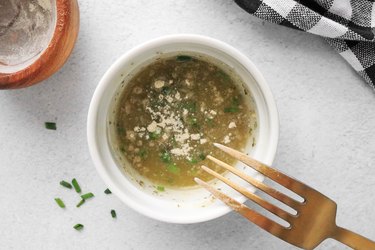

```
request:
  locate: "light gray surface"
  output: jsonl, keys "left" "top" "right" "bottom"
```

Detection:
{"left": 0, "top": 1, "right": 374, "bottom": 249}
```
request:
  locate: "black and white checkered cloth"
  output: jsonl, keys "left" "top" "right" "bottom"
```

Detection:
{"left": 235, "top": 0, "right": 375, "bottom": 90}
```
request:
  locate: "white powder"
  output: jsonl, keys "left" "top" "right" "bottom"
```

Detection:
{"left": 200, "top": 139, "right": 207, "bottom": 144}
{"left": 175, "top": 92, "right": 181, "bottom": 100}
{"left": 223, "top": 135, "right": 231, "bottom": 144}
{"left": 147, "top": 121, "right": 158, "bottom": 132}
{"left": 171, "top": 144, "right": 193, "bottom": 157}
{"left": 190, "top": 134, "right": 200, "bottom": 140}
{"left": 154, "top": 80, "right": 165, "bottom": 89}
{"left": 165, "top": 95, "right": 173, "bottom": 103}
{"left": 228, "top": 122, "right": 236, "bottom": 129}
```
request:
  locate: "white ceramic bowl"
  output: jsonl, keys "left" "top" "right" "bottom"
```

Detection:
{"left": 87, "top": 34, "right": 279, "bottom": 224}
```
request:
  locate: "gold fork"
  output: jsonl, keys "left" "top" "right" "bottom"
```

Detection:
{"left": 195, "top": 143, "right": 375, "bottom": 250}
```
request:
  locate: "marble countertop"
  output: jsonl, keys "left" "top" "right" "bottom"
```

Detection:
{"left": 1, "top": 1, "right": 374, "bottom": 249}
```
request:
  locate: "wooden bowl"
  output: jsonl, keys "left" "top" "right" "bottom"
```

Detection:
{"left": 0, "top": 0, "right": 79, "bottom": 89}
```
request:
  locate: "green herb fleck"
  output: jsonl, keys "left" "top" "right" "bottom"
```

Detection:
{"left": 224, "top": 106, "right": 239, "bottom": 113}
{"left": 60, "top": 180, "right": 72, "bottom": 189}
{"left": 189, "top": 158, "right": 199, "bottom": 164}
{"left": 181, "top": 101, "right": 197, "bottom": 113}
{"left": 138, "top": 148, "right": 148, "bottom": 159}
{"left": 149, "top": 131, "right": 161, "bottom": 140}
{"left": 170, "top": 135, "right": 177, "bottom": 146}
{"left": 160, "top": 150, "right": 172, "bottom": 163}
{"left": 45, "top": 122, "right": 56, "bottom": 130}
{"left": 73, "top": 224, "right": 84, "bottom": 231}
{"left": 161, "top": 86, "right": 172, "bottom": 95}
{"left": 111, "top": 209, "right": 117, "bottom": 218}
{"left": 54, "top": 198, "right": 65, "bottom": 208}
{"left": 156, "top": 186, "right": 165, "bottom": 192}
{"left": 81, "top": 192, "right": 94, "bottom": 200}
{"left": 205, "top": 117, "right": 215, "bottom": 127}
{"left": 216, "top": 70, "right": 231, "bottom": 83}
{"left": 188, "top": 153, "right": 206, "bottom": 164}
{"left": 104, "top": 188, "right": 112, "bottom": 194}
{"left": 76, "top": 199, "right": 85, "bottom": 208}
{"left": 198, "top": 153, "right": 206, "bottom": 160}
{"left": 232, "top": 96, "right": 241, "bottom": 106}
{"left": 167, "top": 163, "right": 180, "bottom": 174}
{"left": 176, "top": 55, "right": 192, "bottom": 62}
{"left": 72, "top": 178, "right": 81, "bottom": 193}
{"left": 224, "top": 96, "right": 242, "bottom": 113}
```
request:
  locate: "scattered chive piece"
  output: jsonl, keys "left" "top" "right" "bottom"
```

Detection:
{"left": 161, "top": 86, "right": 172, "bottom": 95}
{"left": 156, "top": 186, "right": 165, "bottom": 192}
{"left": 81, "top": 192, "right": 94, "bottom": 200}
{"left": 76, "top": 199, "right": 85, "bottom": 208}
{"left": 176, "top": 55, "right": 192, "bottom": 62}
{"left": 111, "top": 209, "right": 117, "bottom": 218}
{"left": 138, "top": 148, "right": 148, "bottom": 159}
{"left": 45, "top": 122, "right": 57, "bottom": 130}
{"left": 60, "top": 180, "right": 72, "bottom": 189}
{"left": 160, "top": 150, "right": 172, "bottom": 163}
{"left": 72, "top": 178, "right": 81, "bottom": 193}
{"left": 54, "top": 198, "right": 65, "bottom": 208}
{"left": 73, "top": 224, "right": 84, "bottom": 231}
{"left": 167, "top": 163, "right": 180, "bottom": 174}
{"left": 104, "top": 188, "right": 112, "bottom": 194}
{"left": 198, "top": 153, "right": 206, "bottom": 160}
{"left": 149, "top": 131, "right": 161, "bottom": 140}
{"left": 224, "top": 106, "right": 239, "bottom": 113}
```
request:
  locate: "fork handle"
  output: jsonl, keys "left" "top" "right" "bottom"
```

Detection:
{"left": 332, "top": 226, "right": 375, "bottom": 250}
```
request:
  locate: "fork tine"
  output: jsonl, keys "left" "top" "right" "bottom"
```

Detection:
{"left": 195, "top": 177, "right": 288, "bottom": 236}
{"left": 201, "top": 165, "right": 294, "bottom": 222}
{"left": 214, "top": 143, "right": 310, "bottom": 195}
{"left": 207, "top": 155, "right": 301, "bottom": 208}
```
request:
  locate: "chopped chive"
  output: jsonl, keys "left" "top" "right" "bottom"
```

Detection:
{"left": 231, "top": 96, "right": 241, "bottom": 106}
{"left": 188, "top": 117, "right": 200, "bottom": 128}
{"left": 54, "top": 198, "right": 65, "bottom": 208}
{"left": 138, "top": 149, "right": 148, "bottom": 159}
{"left": 156, "top": 186, "right": 165, "bottom": 192}
{"left": 180, "top": 101, "right": 197, "bottom": 112}
{"left": 73, "top": 224, "right": 84, "bottom": 231}
{"left": 149, "top": 131, "right": 161, "bottom": 140}
{"left": 76, "top": 199, "right": 85, "bottom": 208}
{"left": 161, "top": 86, "right": 172, "bottom": 95}
{"left": 45, "top": 122, "right": 56, "bottom": 130}
{"left": 224, "top": 106, "right": 239, "bottom": 113}
{"left": 160, "top": 150, "right": 172, "bottom": 163}
{"left": 176, "top": 55, "right": 192, "bottom": 62}
{"left": 167, "top": 163, "right": 180, "bottom": 174}
{"left": 188, "top": 158, "right": 198, "bottom": 164}
{"left": 72, "top": 178, "right": 81, "bottom": 193}
{"left": 111, "top": 209, "right": 117, "bottom": 218}
{"left": 104, "top": 188, "right": 112, "bottom": 194}
{"left": 60, "top": 180, "right": 72, "bottom": 189}
{"left": 198, "top": 153, "right": 206, "bottom": 160}
{"left": 81, "top": 192, "right": 94, "bottom": 200}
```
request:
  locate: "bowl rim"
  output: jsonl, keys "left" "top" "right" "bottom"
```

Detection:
{"left": 87, "top": 34, "right": 279, "bottom": 224}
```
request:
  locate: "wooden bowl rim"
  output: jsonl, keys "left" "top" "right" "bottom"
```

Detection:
{"left": 0, "top": 0, "right": 76, "bottom": 84}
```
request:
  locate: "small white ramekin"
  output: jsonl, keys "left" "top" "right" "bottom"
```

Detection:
{"left": 87, "top": 34, "right": 279, "bottom": 224}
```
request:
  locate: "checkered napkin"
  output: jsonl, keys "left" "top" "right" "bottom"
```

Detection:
{"left": 235, "top": 0, "right": 375, "bottom": 90}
